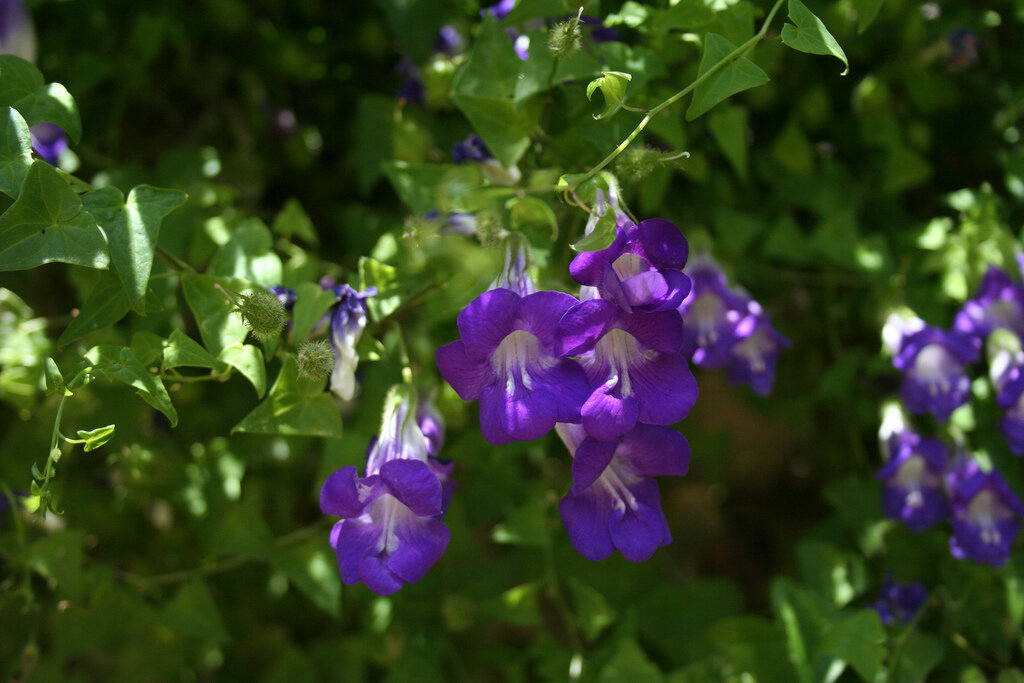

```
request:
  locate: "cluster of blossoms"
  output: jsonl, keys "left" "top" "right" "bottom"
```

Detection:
{"left": 320, "top": 386, "right": 453, "bottom": 595}
{"left": 878, "top": 266, "right": 1024, "bottom": 566}
{"left": 872, "top": 575, "right": 928, "bottom": 626}
{"left": 679, "top": 252, "right": 789, "bottom": 395}
{"left": 436, "top": 195, "right": 709, "bottom": 562}
{"left": 0, "top": 0, "right": 70, "bottom": 164}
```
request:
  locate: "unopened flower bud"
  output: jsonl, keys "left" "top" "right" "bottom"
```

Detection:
{"left": 296, "top": 339, "right": 334, "bottom": 380}
{"left": 238, "top": 288, "right": 288, "bottom": 342}
{"left": 548, "top": 10, "right": 583, "bottom": 59}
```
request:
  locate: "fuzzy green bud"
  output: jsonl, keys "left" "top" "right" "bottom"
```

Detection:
{"left": 238, "top": 288, "right": 288, "bottom": 342}
{"left": 615, "top": 145, "right": 689, "bottom": 183}
{"left": 548, "top": 10, "right": 583, "bottom": 59}
{"left": 296, "top": 339, "right": 335, "bottom": 381}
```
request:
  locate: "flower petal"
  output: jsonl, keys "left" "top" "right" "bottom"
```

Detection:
{"left": 436, "top": 340, "right": 491, "bottom": 400}
{"left": 379, "top": 458, "right": 444, "bottom": 517}
{"left": 608, "top": 481, "right": 671, "bottom": 562}
{"left": 569, "top": 229, "right": 626, "bottom": 285}
{"left": 556, "top": 299, "right": 618, "bottom": 356}
{"left": 619, "top": 424, "right": 690, "bottom": 478}
{"left": 571, "top": 436, "right": 618, "bottom": 493}
{"left": 632, "top": 352, "right": 698, "bottom": 425}
{"left": 478, "top": 382, "right": 558, "bottom": 444}
{"left": 559, "top": 489, "right": 615, "bottom": 561}
{"left": 582, "top": 383, "right": 639, "bottom": 441}
{"left": 635, "top": 218, "right": 688, "bottom": 270}
{"left": 320, "top": 466, "right": 381, "bottom": 518}
{"left": 386, "top": 516, "right": 451, "bottom": 584}
{"left": 623, "top": 309, "right": 684, "bottom": 354}
{"left": 457, "top": 288, "right": 520, "bottom": 360}
{"left": 517, "top": 290, "right": 580, "bottom": 348}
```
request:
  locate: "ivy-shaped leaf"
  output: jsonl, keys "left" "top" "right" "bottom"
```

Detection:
{"left": 0, "top": 56, "right": 82, "bottom": 143}
{"left": 181, "top": 274, "right": 249, "bottom": 355}
{"left": 0, "top": 161, "right": 110, "bottom": 271}
{"left": 292, "top": 282, "right": 337, "bottom": 342}
{"left": 163, "top": 329, "right": 220, "bottom": 370}
{"left": 0, "top": 106, "right": 33, "bottom": 198}
{"left": 232, "top": 355, "right": 342, "bottom": 437}
{"left": 780, "top": 0, "right": 849, "bottom": 75}
{"left": 84, "top": 345, "right": 177, "bottom": 426}
{"left": 77, "top": 425, "right": 116, "bottom": 452}
{"left": 218, "top": 343, "right": 266, "bottom": 398}
{"left": 686, "top": 33, "right": 770, "bottom": 121}
{"left": 56, "top": 272, "right": 130, "bottom": 347}
{"left": 586, "top": 71, "right": 632, "bottom": 120}
{"left": 82, "top": 185, "right": 187, "bottom": 314}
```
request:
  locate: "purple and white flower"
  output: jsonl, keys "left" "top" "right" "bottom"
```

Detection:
{"left": 29, "top": 122, "right": 68, "bottom": 166}
{"left": 0, "top": 0, "right": 36, "bottom": 64}
{"left": 998, "top": 370, "right": 1024, "bottom": 455}
{"left": 876, "top": 431, "right": 950, "bottom": 531}
{"left": 417, "top": 392, "right": 445, "bottom": 458}
{"left": 569, "top": 218, "right": 691, "bottom": 314}
{"left": 679, "top": 255, "right": 752, "bottom": 368}
{"left": 557, "top": 298, "right": 697, "bottom": 441}
{"left": 269, "top": 285, "right": 297, "bottom": 313}
{"left": 329, "top": 284, "right": 374, "bottom": 401}
{"left": 489, "top": 242, "right": 536, "bottom": 297}
{"left": 556, "top": 422, "right": 689, "bottom": 562}
{"left": 954, "top": 266, "right": 1024, "bottom": 340}
{"left": 872, "top": 575, "right": 928, "bottom": 625}
{"left": 946, "top": 459, "right": 1024, "bottom": 567}
{"left": 435, "top": 288, "right": 590, "bottom": 444}
{"left": 320, "top": 387, "right": 453, "bottom": 595}
{"left": 892, "top": 325, "right": 979, "bottom": 422}
{"left": 726, "top": 300, "right": 789, "bottom": 396}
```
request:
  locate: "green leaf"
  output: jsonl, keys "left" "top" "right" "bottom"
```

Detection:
{"left": 76, "top": 424, "right": 116, "bottom": 452}
{"left": 0, "top": 106, "right": 33, "bottom": 197}
{"left": 587, "top": 71, "right": 633, "bottom": 120}
{"left": 852, "top": 0, "right": 884, "bottom": 32}
{"left": 232, "top": 355, "right": 343, "bottom": 437}
{"left": 508, "top": 195, "right": 558, "bottom": 241}
{"left": 708, "top": 104, "right": 749, "bottom": 178}
{"left": 84, "top": 345, "right": 177, "bottom": 426}
{"left": 572, "top": 209, "right": 618, "bottom": 253}
{"left": 26, "top": 530, "right": 84, "bottom": 600}
{"left": 597, "top": 639, "right": 662, "bottom": 683}
{"left": 272, "top": 198, "right": 319, "bottom": 245}
{"left": 892, "top": 633, "right": 944, "bottom": 683}
{"left": 652, "top": 0, "right": 716, "bottom": 32}
{"left": 686, "top": 33, "right": 770, "bottom": 121}
{"left": 568, "top": 579, "right": 617, "bottom": 641}
{"left": 710, "top": 617, "right": 798, "bottom": 682}
{"left": 0, "top": 56, "right": 82, "bottom": 142}
{"left": 292, "top": 281, "right": 337, "bottom": 342}
{"left": 218, "top": 343, "right": 266, "bottom": 398}
{"left": 211, "top": 218, "right": 282, "bottom": 286}
{"left": 181, "top": 273, "right": 249, "bottom": 355}
{"left": 359, "top": 256, "right": 400, "bottom": 320}
{"left": 780, "top": 0, "right": 849, "bottom": 75}
{"left": 513, "top": 29, "right": 604, "bottom": 105}
{"left": 273, "top": 538, "right": 342, "bottom": 617}
{"left": 817, "top": 610, "right": 885, "bottom": 683}
{"left": 160, "top": 580, "right": 229, "bottom": 644}
{"left": 130, "top": 330, "right": 165, "bottom": 366}
{"left": 491, "top": 491, "right": 549, "bottom": 546}
{"left": 452, "top": 14, "right": 540, "bottom": 167}
{"left": 56, "top": 272, "right": 130, "bottom": 348}
{"left": 0, "top": 160, "right": 109, "bottom": 271}
{"left": 82, "top": 185, "right": 187, "bottom": 314}
{"left": 163, "top": 328, "right": 219, "bottom": 370}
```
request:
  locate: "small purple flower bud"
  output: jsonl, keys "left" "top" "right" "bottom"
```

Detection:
{"left": 953, "top": 267, "right": 1024, "bottom": 340}
{"left": 269, "top": 286, "right": 297, "bottom": 313}
{"left": 892, "top": 326, "right": 979, "bottom": 422}
{"left": 29, "top": 123, "right": 68, "bottom": 165}
{"left": 876, "top": 431, "right": 950, "bottom": 531}
{"left": 435, "top": 288, "right": 590, "bottom": 444}
{"left": 482, "top": 0, "right": 516, "bottom": 21}
{"left": 434, "top": 25, "right": 464, "bottom": 56}
{"left": 998, "top": 370, "right": 1024, "bottom": 454}
{"left": 329, "top": 285, "right": 375, "bottom": 401}
{"left": 489, "top": 242, "right": 536, "bottom": 296}
{"left": 396, "top": 57, "right": 425, "bottom": 105}
{"left": 452, "top": 134, "right": 493, "bottom": 164}
{"left": 320, "top": 387, "right": 453, "bottom": 595}
{"left": 556, "top": 422, "right": 689, "bottom": 562}
{"left": 946, "top": 459, "right": 1024, "bottom": 567}
{"left": 416, "top": 393, "right": 445, "bottom": 458}
{"left": 726, "top": 300, "right": 789, "bottom": 396}
{"left": 679, "top": 255, "right": 751, "bottom": 368}
{"left": 872, "top": 575, "right": 928, "bottom": 625}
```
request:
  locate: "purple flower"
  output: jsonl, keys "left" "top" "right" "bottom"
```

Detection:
{"left": 482, "top": 0, "right": 516, "bottom": 21}
{"left": 0, "top": 0, "right": 36, "bottom": 63}
{"left": 946, "top": 459, "right": 1024, "bottom": 567}
{"left": 452, "top": 134, "right": 493, "bottom": 164}
{"left": 320, "top": 387, "right": 453, "bottom": 595}
{"left": 435, "top": 288, "right": 590, "bottom": 445}
{"left": 892, "top": 326, "right": 979, "bottom": 422}
{"left": 417, "top": 393, "right": 445, "bottom": 458}
{"left": 679, "top": 255, "right": 752, "bottom": 368}
{"left": 557, "top": 298, "right": 697, "bottom": 441}
{"left": 876, "top": 431, "right": 950, "bottom": 531}
{"left": 581, "top": 15, "right": 619, "bottom": 44}
{"left": 329, "top": 285, "right": 375, "bottom": 401}
{"left": 29, "top": 123, "right": 68, "bottom": 165}
{"left": 569, "top": 218, "right": 691, "bottom": 314}
{"left": 953, "top": 267, "right": 1024, "bottom": 340}
{"left": 873, "top": 575, "right": 928, "bottom": 625}
{"left": 726, "top": 300, "right": 789, "bottom": 396}
{"left": 998, "top": 369, "right": 1024, "bottom": 454}
{"left": 396, "top": 57, "right": 425, "bottom": 105}
{"left": 269, "top": 285, "right": 297, "bottom": 313}
{"left": 556, "top": 422, "right": 689, "bottom": 562}
{"left": 434, "top": 25, "right": 464, "bottom": 56}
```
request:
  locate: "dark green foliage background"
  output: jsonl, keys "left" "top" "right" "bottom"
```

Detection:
{"left": 3, "top": 0, "right": 1024, "bottom": 680}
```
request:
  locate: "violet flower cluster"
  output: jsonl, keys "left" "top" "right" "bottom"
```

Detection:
{"left": 872, "top": 575, "right": 928, "bottom": 626}
{"left": 678, "top": 253, "right": 789, "bottom": 395}
{"left": 320, "top": 386, "right": 454, "bottom": 595}
{"left": 437, "top": 209, "right": 707, "bottom": 562}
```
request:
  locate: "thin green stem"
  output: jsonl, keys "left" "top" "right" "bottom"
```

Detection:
{"left": 41, "top": 394, "right": 69, "bottom": 490}
{"left": 568, "top": 0, "right": 786, "bottom": 192}
{"left": 155, "top": 245, "right": 194, "bottom": 273}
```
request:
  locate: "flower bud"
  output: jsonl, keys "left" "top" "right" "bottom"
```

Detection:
{"left": 548, "top": 10, "right": 583, "bottom": 59}
{"left": 238, "top": 288, "right": 288, "bottom": 342}
{"left": 296, "top": 339, "right": 334, "bottom": 381}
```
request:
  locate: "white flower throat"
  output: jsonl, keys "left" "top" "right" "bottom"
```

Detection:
{"left": 492, "top": 329, "right": 555, "bottom": 395}
{"left": 586, "top": 328, "right": 655, "bottom": 398}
